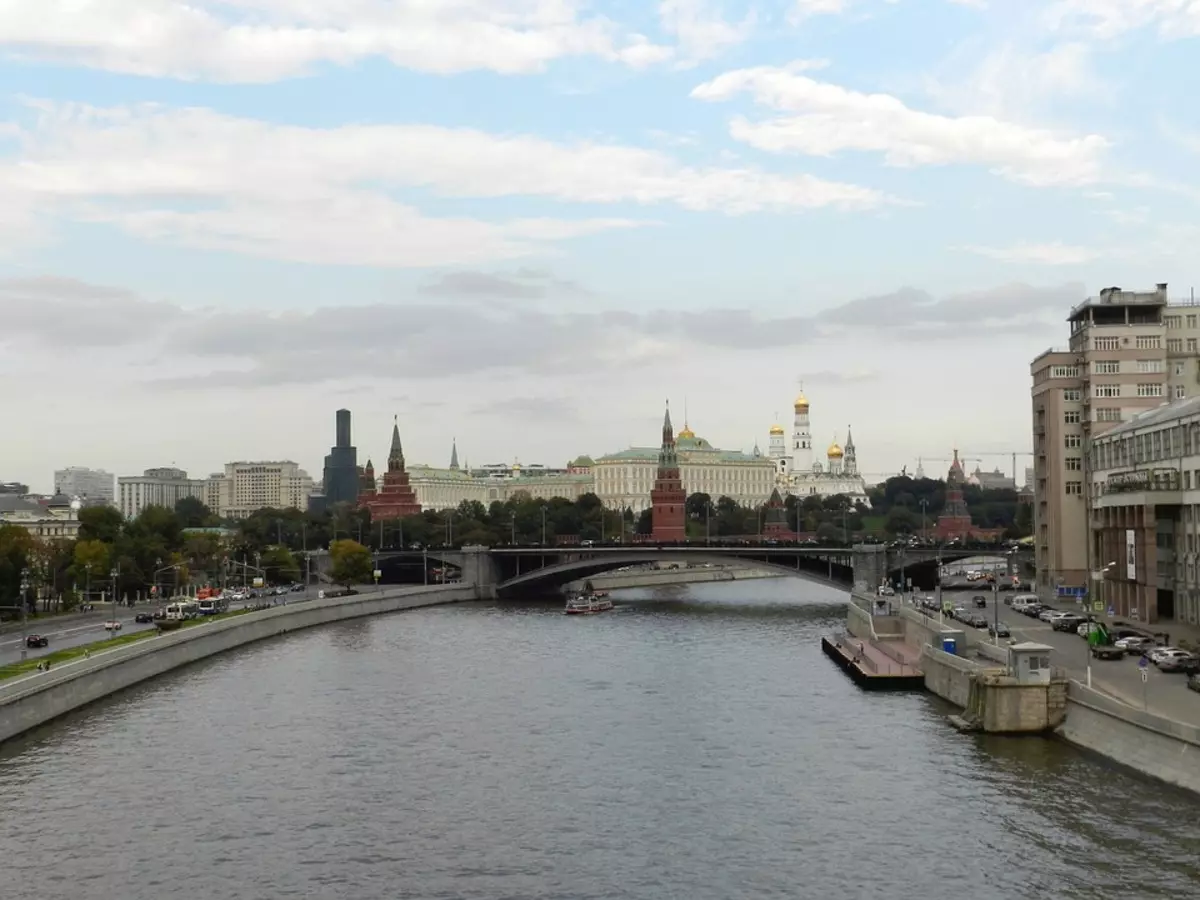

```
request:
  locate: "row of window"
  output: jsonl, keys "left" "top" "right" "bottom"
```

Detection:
{"left": 1091, "top": 383, "right": 1165, "bottom": 398}
{"left": 1089, "top": 336, "right": 1163, "bottom": 350}
{"left": 1092, "top": 421, "right": 1200, "bottom": 470}
{"left": 1093, "top": 359, "right": 1165, "bottom": 374}
{"left": 1165, "top": 314, "right": 1200, "bottom": 329}
{"left": 1065, "top": 481, "right": 1083, "bottom": 495}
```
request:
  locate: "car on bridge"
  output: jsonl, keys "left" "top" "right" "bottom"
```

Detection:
{"left": 24, "top": 634, "right": 48, "bottom": 648}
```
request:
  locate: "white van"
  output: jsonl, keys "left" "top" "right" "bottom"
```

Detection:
{"left": 1011, "top": 594, "right": 1040, "bottom": 611}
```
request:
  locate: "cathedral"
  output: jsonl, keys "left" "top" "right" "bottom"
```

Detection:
{"left": 767, "top": 390, "right": 870, "bottom": 504}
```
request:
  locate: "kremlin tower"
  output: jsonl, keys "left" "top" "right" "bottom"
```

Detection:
{"left": 790, "top": 390, "right": 813, "bottom": 474}
{"left": 935, "top": 449, "right": 974, "bottom": 540}
{"left": 650, "top": 402, "right": 687, "bottom": 542}
{"left": 359, "top": 417, "right": 422, "bottom": 520}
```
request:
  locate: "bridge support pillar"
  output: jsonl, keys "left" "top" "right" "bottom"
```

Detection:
{"left": 852, "top": 544, "right": 886, "bottom": 594}
{"left": 459, "top": 546, "right": 498, "bottom": 600}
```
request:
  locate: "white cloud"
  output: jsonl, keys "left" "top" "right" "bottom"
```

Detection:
{"left": 1043, "top": 0, "right": 1200, "bottom": 39}
{"left": 0, "top": 0, "right": 657, "bottom": 82}
{"left": 691, "top": 64, "right": 1111, "bottom": 186}
{"left": 0, "top": 100, "right": 897, "bottom": 267}
{"left": 788, "top": 0, "right": 846, "bottom": 24}
{"left": 959, "top": 241, "right": 1102, "bottom": 265}
{"left": 659, "top": 0, "right": 755, "bottom": 64}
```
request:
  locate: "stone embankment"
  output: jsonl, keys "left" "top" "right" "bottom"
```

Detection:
{"left": 0, "top": 583, "right": 477, "bottom": 746}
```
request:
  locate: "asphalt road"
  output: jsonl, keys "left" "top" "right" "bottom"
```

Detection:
{"left": 0, "top": 614, "right": 158, "bottom": 666}
{"left": 939, "top": 588, "right": 1200, "bottom": 727}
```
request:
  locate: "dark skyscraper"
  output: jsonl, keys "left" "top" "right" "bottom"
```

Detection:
{"left": 321, "top": 408, "right": 360, "bottom": 506}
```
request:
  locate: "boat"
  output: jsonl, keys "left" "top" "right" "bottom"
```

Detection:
{"left": 564, "top": 580, "right": 614, "bottom": 615}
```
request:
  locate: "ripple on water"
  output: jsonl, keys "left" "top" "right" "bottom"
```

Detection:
{"left": 1, "top": 580, "right": 1199, "bottom": 900}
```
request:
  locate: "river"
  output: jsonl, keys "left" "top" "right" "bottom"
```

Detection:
{"left": 1, "top": 578, "right": 1198, "bottom": 899}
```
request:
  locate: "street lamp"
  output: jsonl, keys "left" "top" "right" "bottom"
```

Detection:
{"left": 541, "top": 507, "right": 547, "bottom": 546}
{"left": 510, "top": 513, "right": 517, "bottom": 546}
{"left": 1086, "top": 560, "right": 1118, "bottom": 689}
{"left": 109, "top": 566, "right": 119, "bottom": 628}
{"left": 919, "top": 498, "right": 928, "bottom": 541}
{"left": 19, "top": 567, "right": 29, "bottom": 661}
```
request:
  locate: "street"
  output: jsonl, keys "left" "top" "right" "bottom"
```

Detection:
{"left": 939, "top": 587, "right": 1200, "bottom": 727}
{"left": 0, "top": 614, "right": 157, "bottom": 665}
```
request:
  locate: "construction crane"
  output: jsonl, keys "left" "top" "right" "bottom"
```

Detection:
{"left": 913, "top": 457, "right": 982, "bottom": 477}
{"left": 959, "top": 450, "right": 1035, "bottom": 487}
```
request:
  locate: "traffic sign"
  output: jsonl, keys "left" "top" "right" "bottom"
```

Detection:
{"left": 1138, "top": 655, "right": 1149, "bottom": 669}
{"left": 1107, "top": 607, "right": 1114, "bottom": 617}
{"left": 1141, "top": 669, "right": 1148, "bottom": 683}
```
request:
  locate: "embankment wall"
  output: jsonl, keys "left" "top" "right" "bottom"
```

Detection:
{"left": 0, "top": 584, "right": 477, "bottom": 746}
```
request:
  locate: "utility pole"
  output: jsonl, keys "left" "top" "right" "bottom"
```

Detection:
{"left": 19, "top": 567, "right": 29, "bottom": 661}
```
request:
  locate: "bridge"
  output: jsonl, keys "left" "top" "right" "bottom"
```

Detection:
{"left": 349, "top": 544, "right": 1024, "bottom": 598}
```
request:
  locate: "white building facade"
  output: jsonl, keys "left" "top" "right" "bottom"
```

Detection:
{"left": 0, "top": 495, "right": 81, "bottom": 540}
{"left": 206, "top": 461, "right": 314, "bottom": 519}
{"left": 118, "top": 468, "right": 207, "bottom": 520}
{"left": 406, "top": 457, "right": 594, "bottom": 511}
{"left": 767, "top": 393, "right": 870, "bottom": 503}
{"left": 53, "top": 467, "right": 115, "bottom": 505}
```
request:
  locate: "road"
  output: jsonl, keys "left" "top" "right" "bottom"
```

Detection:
{"left": 938, "top": 587, "right": 1200, "bottom": 727}
{"left": 0, "top": 614, "right": 158, "bottom": 666}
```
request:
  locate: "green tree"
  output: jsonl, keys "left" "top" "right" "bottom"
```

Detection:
{"left": 885, "top": 508, "right": 919, "bottom": 534}
{"left": 0, "top": 525, "right": 35, "bottom": 612}
{"left": 77, "top": 505, "right": 124, "bottom": 544}
{"left": 175, "top": 496, "right": 219, "bottom": 528}
{"left": 329, "top": 539, "right": 372, "bottom": 588}
{"left": 261, "top": 546, "right": 301, "bottom": 584}
{"left": 72, "top": 539, "right": 111, "bottom": 600}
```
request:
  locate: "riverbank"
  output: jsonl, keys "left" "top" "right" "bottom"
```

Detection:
{"left": 0, "top": 583, "right": 477, "bottom": 746}
{"left": 569, "top": 567, "right": 783, "bottom": 590}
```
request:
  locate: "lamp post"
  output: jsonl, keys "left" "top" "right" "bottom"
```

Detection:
{"left": 19, "top": 567, "right": 29, "bottom": 661}
{"left": 109, "top": 565, "right": 119, "bottom": 629}
{"left": 706, "top": 501, "right": 711, "bottom": 545}
{"left": 919, "top": 498, "right": 928, "bottom": 541}
{"left": 541, "top": 508, "right": 547, "bottom": 546}
{"left": 510, "top": 513, "right": 517, "bottom": 546}
{"left": 1087, "top": 561, "right": 1118, "bottom": 689}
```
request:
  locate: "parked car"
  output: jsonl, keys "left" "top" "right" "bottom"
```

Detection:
{"left": 1052, "top": 615, "right": 1087, "bottom": 632}
{"left": 1090, "top": 644, "right": 1125, "bottom": 660}
{"left": 25, "top": 634, "right": 48, "bottom": 648}
{"left": 966, "top": 614, "right": 988, "bottom": 628}
{"left": 1156, "top": 650, "right": 1200, "bottom": 673}
{"left": 103, "top": 621, "right": 122, "bottom": 631}
{"left": 1037, "top": 608, "right": 1061, "bottom": 622}
{"left": 1114, "top": 635, "right": 1157, "bottom": 653}
{"left": 988, "top": 622, "right": 1011, "bottom": 638}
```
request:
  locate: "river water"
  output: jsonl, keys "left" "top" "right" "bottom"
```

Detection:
{"left": 1, "top": 578, "right": 1198, "bottom": 899}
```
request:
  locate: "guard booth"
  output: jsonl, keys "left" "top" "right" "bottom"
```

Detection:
{"left": 1008, "top": 641, "right": 1053, "bottom": 684}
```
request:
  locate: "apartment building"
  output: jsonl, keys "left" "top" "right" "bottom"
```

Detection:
{"left": 1089, "top": 397, "right": 1200, "bottom": 626}
{"left": 1030, "top": 283, "right": 1200, "bottom": 597}
{"left": 53, "top": 467, "right": 116, "bottom": 505}
{"left": 206, "top": 461, "right": 314, "bottom": 519}
{"left": 118, "top": 467, "right": 207, "bottom": 519}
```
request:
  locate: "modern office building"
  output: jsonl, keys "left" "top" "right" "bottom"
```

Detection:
{"left": 1089, "top": 396, "right": 1200, "bottom": 625}
{"left": 117, "top": 468, "right": 207, "bottom": 519}
{"left": 53, "top": 467, "right": 116, "bottom": 505}
{"left": 1030, "top": 283, "right": 1200, "bottom": 597}
{"left": 321, "top": 409, "right": 360, "bottom": 507}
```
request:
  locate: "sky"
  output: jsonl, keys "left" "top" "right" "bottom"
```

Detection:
{"left": 2, "top": 0, "right": 1200, "bottom": 493}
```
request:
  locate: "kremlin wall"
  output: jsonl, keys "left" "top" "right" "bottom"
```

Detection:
{"left": 324, "top": 391, "right": 872, "bottom": 516}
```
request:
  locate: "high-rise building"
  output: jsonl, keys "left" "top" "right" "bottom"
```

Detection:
{"left": 118, "top": 468, "right": 207, "bottom": 519}
{"left": 650, "top": 402, "right": 686, "bottom": 541}
{"left": 1030, "top": 283, "right": 1200, "bottom": 593}
{"left": 53, "top": 467, "right": 116, "bottom": 505}
{"left": 206, "top": 461, "right": 314, "bottom": 519}
{"left": 321, "top": 408, "right": 360, "bottom": 507}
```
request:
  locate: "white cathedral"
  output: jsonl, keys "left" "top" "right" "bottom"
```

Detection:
{"left": 767, "top": 390, "right": 870, "bottom": 504}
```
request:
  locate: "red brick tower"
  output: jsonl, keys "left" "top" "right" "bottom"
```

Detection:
{"left": 935, "top": 449, "right": 974, "bottom": 540}
{"left": 651, "top": 401, "right": 687, "bottom": 542}
{"left": 359, "top": 417, "right": 422, "bottom": 520}
{"left": 762, "top": 487, "right": 793, "bottom": 538}
{"left": 358, "top": 459, "right": 377, "bottom": 499}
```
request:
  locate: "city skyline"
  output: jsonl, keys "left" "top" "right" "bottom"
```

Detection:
{"left": 2, "top": 3, "right": 1193, "bottom": 488}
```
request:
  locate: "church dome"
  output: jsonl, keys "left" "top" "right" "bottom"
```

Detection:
{"left": 827, "top": 440, "right": 844, "bottom": 459}
{"left": 769, "top": 423, "right": 785, "bottom": 436}
{"left": 794, "top": 392, "right": 809, "bottom": 411}
{"left": 678, "top": 425, "right": 696, "bottom": 440}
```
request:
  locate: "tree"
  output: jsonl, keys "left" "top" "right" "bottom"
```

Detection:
{"left": 175, "top": 496, "right": 219, "bottom": 528}
{"left": 0, "top": 525, "right": 35, "bottom": 612}
{"left": 885, "top": 508, "right": 919, "bottom": 535}
{"left": 72, "top": 539, "right": 111, "bottom": 600}
{"left": 77, "top": 505, "right": 124, "bottom": 544}
{"left": 329, "top": 539, "right": 372, "bottom": 588}
{"left": 260, "top": 546, "right": 301, "bottom": 584}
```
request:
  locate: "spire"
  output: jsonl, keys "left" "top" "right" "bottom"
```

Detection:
{"left": 388, "top": 415, "right": 405, "bottom": 472}
{"left": 449, "top": 438, "right": 459, "bottom": 470}
{"left": 663, "top": 399, "right": 673, "bottom": 433}
{"left": 845, "top": 425, "right": 855, "bottom": 449}
{"left": 658, "top": 400, "right": 679, "bottom": 470}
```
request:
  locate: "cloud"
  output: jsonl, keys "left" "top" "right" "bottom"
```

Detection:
{"left": 0, "top": 100, "right": 897, "bottom": 268}
{"left": 788, "top": 0, "right": 847, "bottom": 24}
{"left": 659, "top": 0, "right": 755, "bottom": 64}
{"left": 1043, "top": 0, "right": 1200, "bottom": 40}
{"left": 691, "top": 64, "right": 1111, "bottom": 186}
{"left": 804, "top": 369, "right": 880, "bottom": 385}
{"left": 0, "top": 0, "right": 662, "bottom": 82}
{"left": 419, "top": 269, "right": 590, "bottom": 300}
{"left": 1, "top": 276, "right": 1082, "bottom": 391}
{"left": 958, "top": 242, "right": 1102, "bottom": 265}
{"left": 471, "top": 396, "right": 580, "bottom": 420}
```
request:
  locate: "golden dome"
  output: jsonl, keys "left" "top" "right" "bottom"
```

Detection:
{"left": 827, "top": 439, "right": 844, "bottom": 458}
{"left": 794, "top": 392, "right": 809, "bottom": 410}
{"left": 678, "top": 425, "right": 696, "bottom": 439}
{"left": 769, "top": 423, "right": 785, "bottom": 436}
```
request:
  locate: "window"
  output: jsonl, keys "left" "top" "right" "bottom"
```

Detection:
{"left": 1063, "top": 388, "right": 1082, "bottom": 401}
{"left": 1064, "top": 410, "right": 1081, "bottom": 424}
{"left": 1065, "top": 481, "right": 1083, "bottom": 495}
{"left": 1065, "top": 434, "right": 1082, "bottom": 448}
{"left": 1166, "top": 316, "right": 1182, "bottom": 329}
{"left": 1094, "top": 384, "right": 1120, "bottom": 398}
{"left": 1191, "top": 339, "right": 1198, "bottom": 352}
{"left": 1176, "top": 385, "right": 1187, "bottom": 400}
{"left": 1175, "top": 361, "right": 1186, "bottom": 376}
{"left": 1094, "top": 337, "right": 1120, "bottom": 350}
{"left": 1137, "top": 336, "right": 1162, "bottom": 349}
{"left": 1189, "top": 315, "right": 1197, "bottom": 328}
{"left": 1093, "top": 360, "right": 1120, "bottom": 374}
{"left": 1137, "top": 359, "right": 1165, "bottom": 373}
{"left": 1095, "top": 408, "right": 1122, "bottom": 422}
{"left": 1138, "top": 383, "right": 1164, "bottom": 398}
{"left": 1050, "top": 365, "right": 1080, "bottom": 378}
{"left": 1065, "top": 456, "right": 1082, "bottom": 471}
{"left": 1169, "top": 338, "right": 1184, "bottom": 352}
